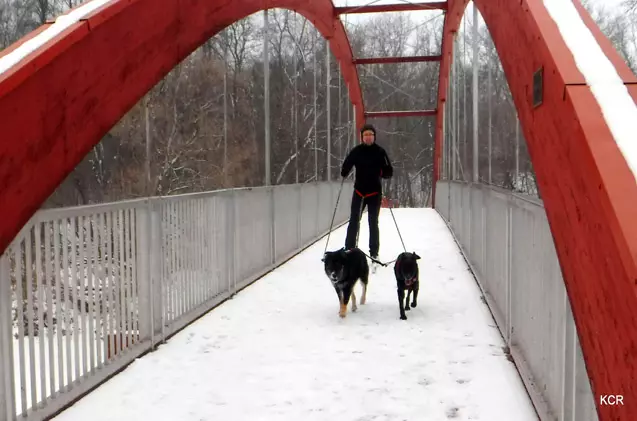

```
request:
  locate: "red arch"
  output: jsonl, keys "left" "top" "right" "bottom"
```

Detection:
{"left": 434, "top": 1, "right": 637, "bottom": 419}
{"left": 0, "top": 0, "right": 364, "bottom": 255}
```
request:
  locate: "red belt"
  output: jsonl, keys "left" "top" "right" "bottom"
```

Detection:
{"left": 355, "top": 190, "right": 379, "bottom": 198}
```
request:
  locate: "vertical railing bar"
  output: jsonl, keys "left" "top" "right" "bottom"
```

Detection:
{"left": 233, "top": 193, "right": 238, "bottom": 294}
{"left": 62, "top": 218, "right": 72, "bottom": 389}
{"left": 83, "top": 215, "right": 95, "bottom": 376}
{"left": 159, "top": 201, "right": 166, "bottom": 340}
{"left": 132, "top": 208, "right": 140, "bottom": 348}
{"left": 175, "top": 202, "right": 181, "bottom": 320}
{"left": 121, "top": 210, "right": 128, "bottom": 354}
{"left": 70, "top": 217, "right": 80, "bottom": 384}
{"left": 106, "top": 212, "right": 115, "bottom": 364}
{"left": 175, "top": 202, "right": 181, "bottom": 319}
{"left": 143, "top": 203, "right": 153, "bottom": 348}
{"left": 80, "top": 217, "right": 89, "bottom": 378}
{"left": 111, "top": 211, "right": 120, "bottom": 358}
{"left": 125, "top": 209, "right": 132, "bottom": 353}
{"left": 199, "top": 200, "right": 205, "bottom": 306}
{"left": 125, "top": 209, "right": 133, "bottom": 353}
{"left": 154, "top": 201, "right": 161, "bottom": 345}
{"left": 127, "top": 208, "right": 135, "bottom": 349}
{"left": 186, "top": 201, "right": 192, "bottom": 313}
{"left": 31, "top": 224, "right": 43, "bottom": 407}
{"left": 194, "top": 200, "right": 200, "bottom": 307}
{"left": 54, "top": 219, "right": 64, "bottom": 394}
{"left": 93, "top": 214, "right": 102, "bottom": 368}
{"left": 45, "top": 221, "right": 55, "bottom": 398}
{"left": 0, "top": 250, "right": 16, "bottom": 419}
{"left": 181, "top": 201, "right": 186, "bottom": 318}
{"left": 161, "top": 200, "right": 167, "bottom": 341}
{"left": 15, "top": 242, "right": 27, "bottom": 416}
{"left": 212, "top": 198, "right": 217, "bottom": 299}
{"left": 97, "top": 213, "right": 106, "bottom": 367}
{"left": 162, "top": 203, "right": 168, "bottom": 328}
{"left": 117, "top": 209, "right": 125, "bottom": 355}
{"left": 198, "top": 200, "right": 204, "bottom": 306}
{"left": 190, "top": 200, "right": 196, "bottom": 311}
{"left": 170, "top": 202, "right": 176, "bottom": 324}
{"left": 201, "top": 200, "right": 208, "bottom": 302}
{"left": 208, "top": 199, "right": 214, "bottom": 300}
{"left": 86, "top": 216, "right": 95, "bottom": 376}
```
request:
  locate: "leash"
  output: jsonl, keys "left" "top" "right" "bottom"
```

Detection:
{"left": 388, "top": 206, "right": 407, "bottom": 253}
{"left": 323, "top": 177, "right": 346, "bottom": 255}
{"left": 360, "top": 250, "right": 389, "bottom": 267}
{"left": 354, "top": 194, "right": 365, "bottom": 248}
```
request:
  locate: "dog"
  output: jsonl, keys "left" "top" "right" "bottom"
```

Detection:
{"left": 394, "top": 252, "right": 421, "bottom": 320}
{"left": 322, "top": 248, "right": 369, "bottom": 318}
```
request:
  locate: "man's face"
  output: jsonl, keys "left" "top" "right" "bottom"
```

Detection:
{"left": 361, "top": 130, "right": 375, "bottom": 145}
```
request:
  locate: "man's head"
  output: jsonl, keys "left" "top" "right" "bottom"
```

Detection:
{"left": 360, "top": 124, "right": 376, "bottom": 146}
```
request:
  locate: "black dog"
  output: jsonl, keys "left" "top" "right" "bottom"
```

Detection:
{"left": 394, "top": 252, "right": 421, "bottom": 320}
{"left": 322, "top": 248, "right": 369, "bottom": 318}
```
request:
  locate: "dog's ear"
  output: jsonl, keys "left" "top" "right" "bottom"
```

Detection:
{"left": 414, "top": 252, "right": 421, "bottom": 260}
{"left": 321, "top": 252, "right": 327, "bottom": 262}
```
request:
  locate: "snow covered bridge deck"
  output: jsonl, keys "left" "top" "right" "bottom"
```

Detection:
{"left": 52, "top": 209, "right": 536, "bottom": 421}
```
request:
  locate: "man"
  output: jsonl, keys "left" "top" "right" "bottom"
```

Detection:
{"left": 341, "top": 124, "right": 393, "bottom": 269}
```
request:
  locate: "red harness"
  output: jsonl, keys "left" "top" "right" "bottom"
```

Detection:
{"left": 355, "top": 189, "right": 379, "bottom": 198}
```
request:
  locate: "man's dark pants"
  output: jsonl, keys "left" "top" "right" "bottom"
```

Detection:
{"left": 344, "top": 191, "right": 382, "bottom": 257}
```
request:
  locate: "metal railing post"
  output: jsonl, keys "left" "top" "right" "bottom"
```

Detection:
{"left": 136, "top": 205, "right": 151, "bottom": 345}
{"left": 0, "top": 252, "right": 16, "bottom": 421}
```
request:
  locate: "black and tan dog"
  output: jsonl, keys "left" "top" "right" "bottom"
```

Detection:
{"left": 394, "top": 252, "right": 421, "bottom": 320}
{"left": 322, "top": 248, "right": 369, "bottom": 318}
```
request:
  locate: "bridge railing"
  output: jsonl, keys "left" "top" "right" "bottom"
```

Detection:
{"left": 435, "top": 180, "right": 597, "bottom": 421}
{"left": 0, "top": 181, "right": 351, "bottom": 421}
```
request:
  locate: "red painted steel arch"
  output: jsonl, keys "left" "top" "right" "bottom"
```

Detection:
{"left": 434, "top": 1, "right": 637, "bottom": 419}
{"left": 2, "top": 1, "right": 637, "bottom": 418}
{"left": 0, "top": 0, "right": 365, "bottom": 255}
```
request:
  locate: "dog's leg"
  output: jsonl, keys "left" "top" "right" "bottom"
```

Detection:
{"left": 340, "top": 287, "right": 352, "bottom": 318}
{"left": 336, "top": 288, "right": 346, "bottom": 318}
{"left": 351, "top": 289, "right": 358, "bottom": 312}
{"left": 360, "top": 281, "right": 367, "bottom": 305}
{"left": 398, "top": 288, "right": 407, "bottom": 320}
{"left": 361, "top": 265, "right": 369, "bottom": 305}
{"left": 405, "top": 288, "right": 412, "bottom": 311}
{"left": 412, "top": 282, "right": 419, "bottom": 308}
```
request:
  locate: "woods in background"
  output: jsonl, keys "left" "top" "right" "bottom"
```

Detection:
{"left": 1, "top": 1, "right": 635, "bottom": 208}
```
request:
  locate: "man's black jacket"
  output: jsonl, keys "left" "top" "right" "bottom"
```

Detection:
{"left": 341, "top": 143, "right": 393, "bottom": 195}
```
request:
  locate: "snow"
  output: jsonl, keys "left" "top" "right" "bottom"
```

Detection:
{"left": 52, "top": 209, "right": 536, "bottom": 421}
{"left": 542, "top": 0, "right": 637, "bottom": 183}
{"left": 0, "top": 0, "right": 113, "bottom": 77}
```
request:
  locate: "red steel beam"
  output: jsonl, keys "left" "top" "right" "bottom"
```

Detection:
{"left": 335, "top": 2, "right": 448, "bottom": 15}
{"left": 354, "top": 55, "right": 442, "bottom": 65}
{"left": 434, "top": 1, "right": 637, "bottom": 420}
{"left": 365, "top": 110, "right": 437, "bottom": 118}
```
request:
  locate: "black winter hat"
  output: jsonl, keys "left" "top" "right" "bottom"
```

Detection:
{"left": 360, "top": 124, "right": 376, "bottom": 136}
